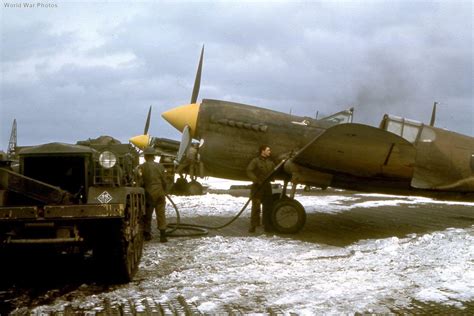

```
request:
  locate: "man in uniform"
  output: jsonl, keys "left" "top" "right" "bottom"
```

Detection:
{"left": 246, "top": 144, "right": 276, "bottom": 233}
{"left": 137, "top": 147, "right": 168, "bottom": 242}
{"left": 176, "top": 142, "right": 199, "bottom": 179}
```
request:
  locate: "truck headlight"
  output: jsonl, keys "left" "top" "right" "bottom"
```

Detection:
{"left": 99, "top": 151, "right": 117, "bottom": 169}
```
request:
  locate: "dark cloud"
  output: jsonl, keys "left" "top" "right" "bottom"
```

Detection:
{"left": 0, "top": 21, "right": 76, "bottom": 62}
{"left": 1, "top": 1, "right": 472, "bottom": 149}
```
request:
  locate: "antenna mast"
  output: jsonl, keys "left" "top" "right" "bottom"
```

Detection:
{"left": 7, "top": 119, "right": 17, "bottom": 159}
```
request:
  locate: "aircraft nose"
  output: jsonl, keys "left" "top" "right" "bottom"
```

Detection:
{"left": 161, "top": 103, "right": 200, "bottom": 137}
{"left": 129, "top": 134, "right": 150, "bottom": 149}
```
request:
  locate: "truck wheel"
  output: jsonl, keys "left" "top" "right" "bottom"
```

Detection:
{"left": 115, "top": 197, "right": 143, "bottom": 282}
{"left": 94, "top": 197, "right": 144, "bottom": 283}
{"left": 271, "top": 198, "right": 306, "bottom": 234}
{"left": 121, "top": 222, "right": 143, "bottom": 281}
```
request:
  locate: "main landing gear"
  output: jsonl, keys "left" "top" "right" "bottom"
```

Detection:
{"left": 171, "top": 177, "right": 204, "bottom": 196}
{"left": 271, "top": 181, "right": 307, "bottom": 234}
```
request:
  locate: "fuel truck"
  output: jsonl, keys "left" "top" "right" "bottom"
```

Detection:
{"left": 0, "top": 136, "right": 145, "bottom": 283}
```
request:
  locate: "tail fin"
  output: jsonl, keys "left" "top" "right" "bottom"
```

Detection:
{"left": 319, "top": 107, "right": 354, "bottom": 125}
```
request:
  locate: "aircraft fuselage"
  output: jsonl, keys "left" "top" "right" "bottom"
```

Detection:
{"left": 190, "top": 99, "right": 474, "bottom": 199}
{"left": 196, "top": 99, "right": 327, "bottom": 180}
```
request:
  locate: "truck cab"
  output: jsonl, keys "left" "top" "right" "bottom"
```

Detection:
{"left": 0, "top": 137, "right": 145, "bottom": 282}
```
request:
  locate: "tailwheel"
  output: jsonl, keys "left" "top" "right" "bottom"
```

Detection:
{"left": 271, "top": 198, "right": 306, "bottom": 234}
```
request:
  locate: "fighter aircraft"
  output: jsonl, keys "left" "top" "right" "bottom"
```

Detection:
{"left": 131, "top": 47, "right": 474, "bottom": 234}
{"left": 130, "top": 106, "right": 205, "bottom": 195}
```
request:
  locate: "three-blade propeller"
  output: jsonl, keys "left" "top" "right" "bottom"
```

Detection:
{"left": 129, "top": 44, "right": 205, "bottom": 168}
{"left": 129, "top": 105, "right": 153, "bottom": 149}
{"left": 175, "top": 45, "right": 204, "bottom": 164}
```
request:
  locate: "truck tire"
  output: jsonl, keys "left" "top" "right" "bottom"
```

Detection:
{"left": 94, "top": 196, "right": 144, "bottom": 283}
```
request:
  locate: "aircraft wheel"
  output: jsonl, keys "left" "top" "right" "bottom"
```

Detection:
{"left": 272, "top": 193, "right": 289, "bottom": 202}
{"left": 171, "top": 177, "right": 188, "bottom": 195}
{"left": 187, "top": 180, "right": 203, "bottom": 195}
{"left": 271, "top": 198, "right": 306, "bottom": 234}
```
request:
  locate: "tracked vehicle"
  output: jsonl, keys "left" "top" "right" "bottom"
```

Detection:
{"left": 0, "top": 136, "right": 145, "bottom": 282}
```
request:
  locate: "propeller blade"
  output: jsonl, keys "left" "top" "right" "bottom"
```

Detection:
{"left": 190, "top": 45, "right": 204, "bottom": 104}
{"left": 144, "top": 105, "right": 152, "bottom": 135}
{"left": 430, "top": 102, "right": 437, "bottom": 127}
{"left": 176, "top": 125, "right": 192, "bottom": 164}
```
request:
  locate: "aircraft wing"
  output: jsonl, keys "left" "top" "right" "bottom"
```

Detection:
{"left": 293, "top": 123, "right": 416, "bottom": 179}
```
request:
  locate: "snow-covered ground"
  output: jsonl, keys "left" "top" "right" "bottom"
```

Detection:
{"left": 168, "top": 191, "right": 474, "bottom": 218}
{"left": 30, "top": 190, "right": 474, "bottom": 314}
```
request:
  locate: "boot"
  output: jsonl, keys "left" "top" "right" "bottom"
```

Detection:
{"left": 159, "top": 229, "right": 168, "bottom": 243}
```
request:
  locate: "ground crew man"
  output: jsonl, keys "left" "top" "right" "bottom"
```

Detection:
{"left": 246, "top": 144, "right": 276, "bottom": 233}
{"left": 176, "top": 142, "right": 199, "bottom": 178}
{"left": 137, "top": 147, "right": 168, "bottom": 242}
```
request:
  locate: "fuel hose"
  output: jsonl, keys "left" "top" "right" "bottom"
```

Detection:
{"left": 164, "top": 158, "right": 289, "bottom": 237}
{"left": 164, "top": 130, "right": 324, "bottom": 237}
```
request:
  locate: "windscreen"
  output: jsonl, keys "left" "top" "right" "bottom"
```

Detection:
{"left": 23, "top": 155, "right": 86, "bottom": 195}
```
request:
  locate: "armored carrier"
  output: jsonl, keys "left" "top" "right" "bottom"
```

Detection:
{"left": 0, "top": 136, "right": 145, "bottom": 283}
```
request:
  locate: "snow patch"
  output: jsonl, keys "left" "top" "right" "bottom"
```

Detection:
{"left": 31, "top": 192, "right": 474, "bottom": 314}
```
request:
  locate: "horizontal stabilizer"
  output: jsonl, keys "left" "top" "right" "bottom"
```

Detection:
{"left": 410, "top": 129, "right": 474, "bottom": 191}
{"left": 294, "top": 123, "right": 416, "bottom": 179}
{"left": 318, "top": 108, "right": 353, "bottom": 126}
{"left": 412, "top": 172, "right": 474, "bottom": 191}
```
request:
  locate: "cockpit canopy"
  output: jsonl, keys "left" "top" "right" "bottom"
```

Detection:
{"left": 379, "top": 114, "right": 424, "bottom": 144}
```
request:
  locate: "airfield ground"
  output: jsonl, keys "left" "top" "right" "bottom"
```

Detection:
{"left": 1, "top": 188, "right": 473, "bottom": 315}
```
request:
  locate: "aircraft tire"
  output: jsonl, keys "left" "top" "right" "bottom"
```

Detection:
{"left": 272, "top": 193, "right": 289, "bottom": 202}
{"left": 171, "top": 178, "right": 189, "bottom": 195}
{"left": 271, "top": 198, "right": 306, "bottom": 234}
{"left": 187, "top": 180, "right": 203, "bottom": 195}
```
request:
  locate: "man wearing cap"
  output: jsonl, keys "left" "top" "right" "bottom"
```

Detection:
{"left": 246, "top": 144, "right": 276, "bottom": 233}
{"left": 137, "top": 147, "right": 168, "bottom": 242}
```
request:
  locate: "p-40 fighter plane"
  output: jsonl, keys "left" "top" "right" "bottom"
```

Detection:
{"left": 131, "top": 106, "right": 204, "bottom": 195}
{"left": 131, "top": 47, "right": 474, "bottom": 234}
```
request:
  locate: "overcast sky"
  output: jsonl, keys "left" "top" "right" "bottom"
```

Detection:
{"left": 0, "top": 0, "right": 472, "bottom": 149}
